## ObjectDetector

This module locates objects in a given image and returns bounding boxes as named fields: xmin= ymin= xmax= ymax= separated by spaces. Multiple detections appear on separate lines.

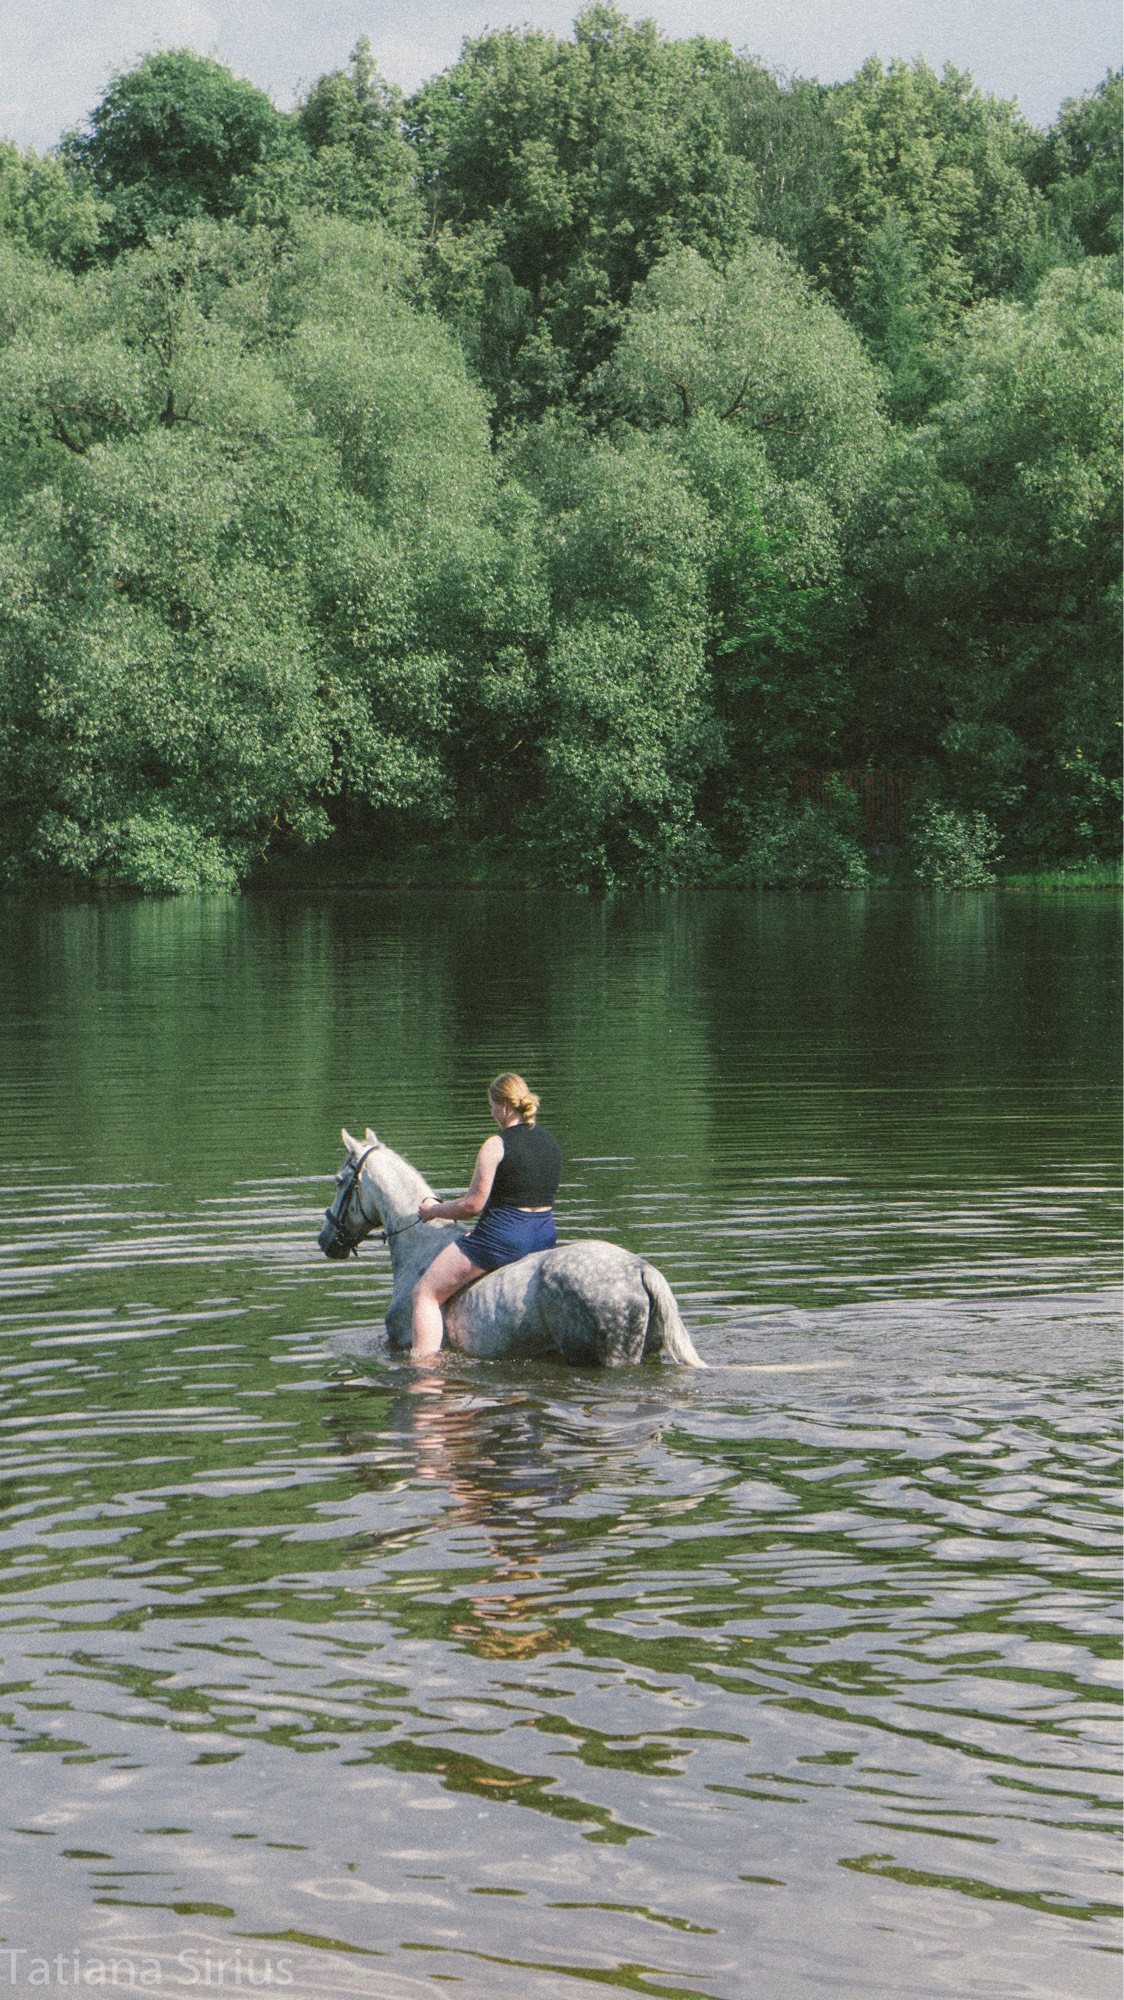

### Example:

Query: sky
xmin=0 ymin=0 xmax=1119 ymax=151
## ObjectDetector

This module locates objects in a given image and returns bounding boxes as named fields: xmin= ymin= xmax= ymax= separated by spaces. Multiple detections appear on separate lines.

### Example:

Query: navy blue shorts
xmin=458 ymin=1206 xmax=557 ymax=1273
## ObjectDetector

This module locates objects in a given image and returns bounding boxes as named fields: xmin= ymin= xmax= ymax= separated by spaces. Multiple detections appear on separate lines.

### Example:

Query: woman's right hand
xmin=419 ymin=1196 xmax=440 ymax=1221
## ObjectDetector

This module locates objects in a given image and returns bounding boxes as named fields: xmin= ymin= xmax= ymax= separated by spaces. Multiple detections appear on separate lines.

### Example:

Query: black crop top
xmin=485 ymin=1123 xmax=563 ymax=1210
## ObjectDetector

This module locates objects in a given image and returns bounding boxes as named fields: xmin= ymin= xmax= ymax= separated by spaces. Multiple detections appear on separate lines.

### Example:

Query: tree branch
xmin=721 ymin=371 xmax=752 ymax=421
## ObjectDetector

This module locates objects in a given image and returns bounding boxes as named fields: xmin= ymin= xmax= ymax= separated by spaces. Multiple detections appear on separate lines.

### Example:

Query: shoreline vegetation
xmin=11 ymin=859 xmax=1123 ymax=902
xmin=0 ymin=8 xmax=1119 ymax=897
xmin=245 ymin=848 xmax=1120 ymax=896
xmin=241 ymin=826 xmax=1123 ymax=893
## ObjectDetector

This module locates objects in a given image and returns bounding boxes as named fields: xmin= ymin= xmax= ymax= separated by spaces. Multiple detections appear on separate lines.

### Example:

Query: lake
xmin=0 ymin=889 xmax=1119 ymax=2000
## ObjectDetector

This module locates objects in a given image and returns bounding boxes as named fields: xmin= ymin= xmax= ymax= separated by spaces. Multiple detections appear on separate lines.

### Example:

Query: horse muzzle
xmin=318 ymin=1142 xmax=379 ymax=1259
xmin=318 ymin=1213 xmax=355 ymax=1259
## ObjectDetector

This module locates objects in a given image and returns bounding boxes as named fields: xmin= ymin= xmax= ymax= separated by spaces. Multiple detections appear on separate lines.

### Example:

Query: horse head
xmin=318 ymin=1127 xmax=383 ymax=1259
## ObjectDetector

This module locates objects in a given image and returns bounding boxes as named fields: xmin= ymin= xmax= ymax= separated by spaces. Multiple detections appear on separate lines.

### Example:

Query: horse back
xmin=396 ymin=1238 xmax=681 ymax=1367
xmin=459 ymin=1240 xmax=649 ymax=1366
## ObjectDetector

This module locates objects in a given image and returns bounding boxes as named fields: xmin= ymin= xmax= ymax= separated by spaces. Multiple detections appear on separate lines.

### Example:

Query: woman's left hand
xmin=419 ymin=1197 xmax=440 ymax=1221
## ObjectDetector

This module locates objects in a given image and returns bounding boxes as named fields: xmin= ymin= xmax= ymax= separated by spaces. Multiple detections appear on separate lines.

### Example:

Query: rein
xmin=379 ymin=1216 xmax=424 ymax=1243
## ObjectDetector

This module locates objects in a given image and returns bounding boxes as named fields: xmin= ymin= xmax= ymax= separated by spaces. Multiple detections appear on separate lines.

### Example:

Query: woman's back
xmin=486 ymin=1123 xmax=563 ymax=1210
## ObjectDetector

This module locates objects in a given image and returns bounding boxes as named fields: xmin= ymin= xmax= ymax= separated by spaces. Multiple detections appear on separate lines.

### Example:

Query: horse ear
xmin=364 ymin=1127 xmax=379 ymax=1145
xmin=341 ymin=1126 xmax=359 ymax=1154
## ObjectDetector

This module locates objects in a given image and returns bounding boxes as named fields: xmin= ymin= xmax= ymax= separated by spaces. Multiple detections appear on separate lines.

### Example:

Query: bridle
xmin=318 ymin=1143 xmax=378 ymax=1259
xmin=317 ymin=1143 xmax=425 ymax=1260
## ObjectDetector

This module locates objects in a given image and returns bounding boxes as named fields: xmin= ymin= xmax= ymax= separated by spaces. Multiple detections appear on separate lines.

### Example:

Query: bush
xmin=907 ymin=801 xmax=1001 ymax=886
xmin=734 ymin=780 xmax=869 ymax=888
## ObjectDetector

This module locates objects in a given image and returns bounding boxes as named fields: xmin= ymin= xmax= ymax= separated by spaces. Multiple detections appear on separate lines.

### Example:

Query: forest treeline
xmin=0 ymin=6 xmax=1119 ymax=890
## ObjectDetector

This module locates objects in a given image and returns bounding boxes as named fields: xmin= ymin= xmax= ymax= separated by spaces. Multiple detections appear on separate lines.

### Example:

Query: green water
xmin=0 ymin=890 xmax=1119 ymax=2000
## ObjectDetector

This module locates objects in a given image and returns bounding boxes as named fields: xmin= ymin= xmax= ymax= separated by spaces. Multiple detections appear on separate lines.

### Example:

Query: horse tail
xmin=640 ymin=1263 xmax=706 ymax=1368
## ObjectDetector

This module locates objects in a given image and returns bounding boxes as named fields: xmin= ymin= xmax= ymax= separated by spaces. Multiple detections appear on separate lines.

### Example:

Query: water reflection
xmin=331 ymin=1382 xmax=588 ymax=1661
xmin=0 ymin=890 xmax=1118 ymax=1999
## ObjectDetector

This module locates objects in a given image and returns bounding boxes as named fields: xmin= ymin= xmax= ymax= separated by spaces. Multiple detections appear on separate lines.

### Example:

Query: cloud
xmin=0 ymin=0 xmax=1118 ymax=149
xmin=1 ymin=0 xmax=224 ymax=143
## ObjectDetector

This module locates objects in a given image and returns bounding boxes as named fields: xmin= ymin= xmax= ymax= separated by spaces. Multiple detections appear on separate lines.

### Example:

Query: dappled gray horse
xmin=319 ymin=1128 xmax=705 ymax=1367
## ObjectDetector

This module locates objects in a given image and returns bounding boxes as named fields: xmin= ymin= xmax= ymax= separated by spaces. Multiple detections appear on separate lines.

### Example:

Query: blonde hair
xmin=489 ymin=1072 xmax=540 ymax=1124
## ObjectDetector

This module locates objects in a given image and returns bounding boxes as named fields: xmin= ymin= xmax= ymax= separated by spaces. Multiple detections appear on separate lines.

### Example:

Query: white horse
xmin=319 ymin=1128 xmax=705 ymax=1368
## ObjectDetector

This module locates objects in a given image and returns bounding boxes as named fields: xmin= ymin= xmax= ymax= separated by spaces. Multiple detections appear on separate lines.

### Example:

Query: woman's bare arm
xmin=418 ymin=1134 xmax=502 ymax=1223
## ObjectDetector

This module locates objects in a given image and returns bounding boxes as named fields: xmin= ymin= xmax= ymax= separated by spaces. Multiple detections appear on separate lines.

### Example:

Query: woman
xmin=411 ymin=1073 xmax=563 ymax=1358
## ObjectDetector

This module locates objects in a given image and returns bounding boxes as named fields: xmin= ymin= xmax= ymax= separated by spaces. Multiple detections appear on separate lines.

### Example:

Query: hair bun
xmin=489 ymin=1071 xmax=540 ymax=1123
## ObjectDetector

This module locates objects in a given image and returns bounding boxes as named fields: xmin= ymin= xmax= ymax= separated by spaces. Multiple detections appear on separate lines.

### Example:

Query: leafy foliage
xmin=0 ymin=143 xmax=103 ymax=266
xmin=521 ymin=425 xmax=717 ymax=884
xmin=1029 ymin=71 xmax=1123 ymax=259
xmin=244 ymin=41 xmax=421 ymax=234
xmin=732 ymin=781 xmax=870 ymax=889
xmin=855 ymin=263 xmax=1121 ymax=859
xmin=608 ymin=241 xmax=886 ymax=506
xmin=62 ymin=50 xmax=295 ymax=253
xmin=820 ymin=58 xmax=1046 ymax=310
xmin=906 ymin=803 xmax=1001 ymax=887
xmin=411 ymin=4 xmax=756 ymax=417
xmin=0 ymin=11 xmax=1117 ymax=891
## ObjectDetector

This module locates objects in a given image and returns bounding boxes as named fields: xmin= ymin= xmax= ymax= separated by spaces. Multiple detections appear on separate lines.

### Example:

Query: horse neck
xmin=360 ymin=1145 xmax=432 ymax=1247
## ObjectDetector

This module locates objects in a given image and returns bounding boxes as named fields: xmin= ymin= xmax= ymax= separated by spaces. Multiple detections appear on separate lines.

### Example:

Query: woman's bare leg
xmin=411 ymin=1240 xmax=485 ymax=1357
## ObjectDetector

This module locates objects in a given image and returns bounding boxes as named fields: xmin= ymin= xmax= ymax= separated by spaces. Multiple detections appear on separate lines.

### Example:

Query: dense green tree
xmin=0 ymin=143 xmax=103 ymax=266
xmin=0 ymin=217 xmax=533 ymax=887
xmin=695 ymin=433 xmax=859 ymax=790
xmin=787 ymin=59 xmax=1051 ymax=414
xmin=854 ymin=262 xmax=1121 ymax=858
xmin=411 ymin=3 xmax=755 ymax=414
xmin=0 ymin=226 xmax=331 ymax=887
xmin=511 ymin=420 xmax=717 ymax=884
xmin=0 ymin=223 xmax=296 ymax=470
xmin=720 ymin=65 xmax=839 ymax=268
xmin=0 ymin=423 xmax=335 ymax=890
xmin=607 ymin=241 xmax=886 ymax=508
xmin=275 ymin=219 xmax=538 ymax=838
xmin=62 ymin=50 xmax=295 ymax=253
xmin=0 ymin=11 xmax=1117 ymax=892
xmin=823 ymin=59 xmax=1045 ymax=299
xmin=243 ymin=39 xmax=421 ymax=234
xmin=1029 ymin=71 xmax=1123 ymax=259
xmin=606 ymin=246 xmax=884 ymax=822
xmin=0 ymin=242 xmax=82 ymax=505
xmin=298 ymin=38 xmax=408 ymax=163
